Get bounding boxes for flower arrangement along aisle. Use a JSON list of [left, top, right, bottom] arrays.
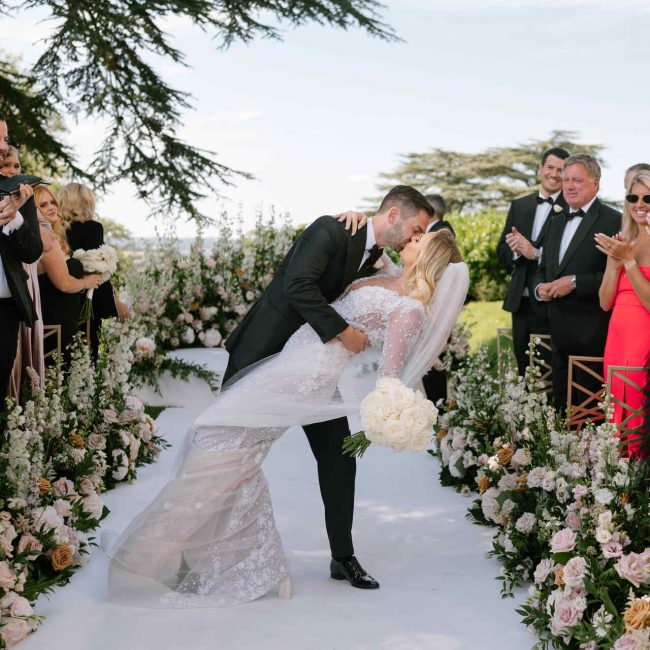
[[0, 327, 171, 647], [125, 210, 299, 352]]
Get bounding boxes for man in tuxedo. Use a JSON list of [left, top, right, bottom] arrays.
[[0, 117, 43, 412], [497, 147, 569, 376], [421, 193, 454, 405], [425, 193, 455, 237], [534, 154, 621, 410], [223, 185, 432, 590]]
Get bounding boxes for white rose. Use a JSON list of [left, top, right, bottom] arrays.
[[515, 512, 536, 534], [550, 528, 577, 553], [563, 556, 588, 587], [596, 528, 613, 544], [53, 499, 72, 518], [511, 448, 531, 468], [181, 327, 196, 345], [0, 618, 30, 646], [0, 561, 16, 589], [594, 488, 614, 505], [527, 466, 546, 488], [112, 449, 129, 481], [534, 558, 556, 584], [83, 493, 104, 520]]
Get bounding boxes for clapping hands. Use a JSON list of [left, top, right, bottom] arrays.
[[594, 232, 634, 266], [505, 227, 536, 260]]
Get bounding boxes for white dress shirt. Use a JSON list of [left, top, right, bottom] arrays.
[[0, 211, 25, 298], [358, 221, 378, 270], [558, 197, 597, 264]]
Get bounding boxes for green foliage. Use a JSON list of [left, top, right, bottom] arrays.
[[458, 300, 510, 357], [3, 1, 395, 226], [447, 209, 509, 301], [376, 130, 605, 213]]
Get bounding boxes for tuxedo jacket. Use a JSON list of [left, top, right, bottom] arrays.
[[225, 217, 376, 373], [497, 191, 567, 316], [533, 198, 621, 354], [67, 220, 118, 320], [427, 220, 456, 237], [0, 189, 43, 326]]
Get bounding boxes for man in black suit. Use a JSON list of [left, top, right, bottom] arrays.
[[534, 154, 621, 410], [223, 185, 432, 589], [425, 193, 455, 237], [497, 147, 569, 376], [0, 117, 43, 411]]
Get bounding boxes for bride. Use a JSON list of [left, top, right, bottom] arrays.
[[108, 229, 469, 608]]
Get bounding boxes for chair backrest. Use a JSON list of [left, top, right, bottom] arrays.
[[496, 327, 515, 379], [606, 364, 649, 441], [43, 324, 62, 373], [528, 333, 553, 396], [79, 319, 91, 343], [567, 355, 605, 431]]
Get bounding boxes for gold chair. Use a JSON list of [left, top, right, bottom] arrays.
[[43, 324, 62, 375], [496, 327, 515, 378], [528, 333, 553, 395], [606, 364, 648, 441], [567, 355, 605, 431], [79, 319, 91, 343]]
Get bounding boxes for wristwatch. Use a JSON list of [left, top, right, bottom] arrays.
[[570, 275, 577, 290]]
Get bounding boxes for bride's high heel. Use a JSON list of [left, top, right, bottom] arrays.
[[277, 575, 292, 599]]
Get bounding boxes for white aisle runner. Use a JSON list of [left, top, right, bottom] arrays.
[[22, 407, 534, 650]]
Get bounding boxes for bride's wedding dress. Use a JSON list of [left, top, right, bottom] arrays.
[[108, 265, 468, 608]]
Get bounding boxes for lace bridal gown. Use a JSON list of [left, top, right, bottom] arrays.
[[108, 264, 469, 609]]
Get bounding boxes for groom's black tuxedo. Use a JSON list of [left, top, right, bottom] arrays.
[[532, 197, 620, 409], [223, 216, 378, 559], [0, 186, 43, 409]]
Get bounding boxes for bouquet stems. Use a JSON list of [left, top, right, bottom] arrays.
[[342, 431, 371, 458], [80, 288, 94, 321]]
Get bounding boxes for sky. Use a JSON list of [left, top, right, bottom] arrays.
[[4, 0, 650, 237]]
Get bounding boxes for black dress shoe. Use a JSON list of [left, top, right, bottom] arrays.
[[330, 556, 380, 589]]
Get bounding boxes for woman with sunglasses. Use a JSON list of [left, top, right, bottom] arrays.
[[596, 171, 650, 458]]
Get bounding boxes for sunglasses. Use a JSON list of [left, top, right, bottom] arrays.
[[625, 194, 650, 204]]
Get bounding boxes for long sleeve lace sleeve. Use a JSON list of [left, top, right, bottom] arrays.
[[378, 302, 425, 379]]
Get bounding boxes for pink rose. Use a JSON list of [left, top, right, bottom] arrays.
[[52, 478, 75, 497], [0, 618, 30, 646], [614, 552, 649, 588], [0, 561, 16, 589], [78, 478, 96, 496], [550, 597, 582, 637], [601, 539, 624, 559], [563, 556, 587, 588], [17, 534, 42, 560], [613, 636, 636, 649], [103, 408, 119, 423], [550, 528, 577, 553], [565, 509, 581, 532], [0, 592, 33, 617]]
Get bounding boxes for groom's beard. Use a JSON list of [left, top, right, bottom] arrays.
[[383, 222, 410, 253]]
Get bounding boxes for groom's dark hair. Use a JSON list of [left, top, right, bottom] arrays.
[[379, 185, 434, 219]]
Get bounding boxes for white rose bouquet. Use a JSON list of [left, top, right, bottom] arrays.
[[343, 377, 438, 458], [72, 245, 118, 320]]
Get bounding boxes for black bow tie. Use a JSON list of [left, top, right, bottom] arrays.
[[366, 244, 383, 266], [536, 195, 554, 205], [565, 209, 584, 221]]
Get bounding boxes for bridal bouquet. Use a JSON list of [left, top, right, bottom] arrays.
[[72, 245, 118, 320], [343, 377, 438, 458]]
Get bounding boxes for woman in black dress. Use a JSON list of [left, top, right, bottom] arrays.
[[34, 186, 102, 364], [58, 182, 129, 356]]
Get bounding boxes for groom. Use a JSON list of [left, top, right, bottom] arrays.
[[222, 185, 432, 589]]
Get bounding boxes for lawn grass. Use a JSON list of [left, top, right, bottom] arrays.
[[459, 300, 511, 356]]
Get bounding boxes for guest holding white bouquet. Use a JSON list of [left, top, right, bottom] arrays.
[[72, 244, 118, 320]]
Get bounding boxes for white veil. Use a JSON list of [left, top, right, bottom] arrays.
[[192, 262, 470, 432]]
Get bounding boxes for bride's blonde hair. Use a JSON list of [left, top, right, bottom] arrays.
[[403, 229, 462, 306]]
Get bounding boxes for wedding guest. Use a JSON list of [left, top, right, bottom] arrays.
[[498, 147, 569, 376], [58, 182, 128, 356], [0, 117, 42, 412], [534, 153, 621, 412], [624, 163, 650, 191], [597, 171, 650, 457], [1, 147, 45, 399], [35, 185, 101, 364], [424, 194, 455, 236]]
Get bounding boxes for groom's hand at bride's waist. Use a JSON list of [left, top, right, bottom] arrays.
[[333, 325, 370, 354]]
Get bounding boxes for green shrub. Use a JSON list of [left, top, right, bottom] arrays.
[[447, 209, 508, 302]]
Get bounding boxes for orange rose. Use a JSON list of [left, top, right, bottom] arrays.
[[624, 597, 650, 631], [38, 477, 51, 494], [620, 493, 630, 506], [478, 475, 491, 495], [51, 545, 73, 571], [516, 473, 528, 491], [69, 434, 85, 449], [437, 428, 447, 441], [497, 446, 515, 466], [448, 399, 457, 410], [554, 568, 565, 586]]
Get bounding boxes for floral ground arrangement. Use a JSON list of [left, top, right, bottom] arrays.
[[433, 350, 650, 650], [0, 324, 169, 647]]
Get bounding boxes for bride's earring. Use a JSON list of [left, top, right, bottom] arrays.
[[277, 575, 292, 599]]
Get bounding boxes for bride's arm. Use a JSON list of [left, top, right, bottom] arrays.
[[378, 304, 425, 378]]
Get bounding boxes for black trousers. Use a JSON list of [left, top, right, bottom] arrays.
[[222, 358, 356, 559], [422, 367, 447, 405], [0, 298, 20, 413], [551, 342, 604, 415], [511, 297, 550, 377]]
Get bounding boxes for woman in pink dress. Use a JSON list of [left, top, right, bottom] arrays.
[[597, 171, 650, 457]]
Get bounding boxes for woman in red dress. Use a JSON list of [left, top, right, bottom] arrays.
[[597, 171, 650, 457]]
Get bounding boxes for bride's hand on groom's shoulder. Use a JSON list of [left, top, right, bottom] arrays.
[[334, 211, 368, 236]]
